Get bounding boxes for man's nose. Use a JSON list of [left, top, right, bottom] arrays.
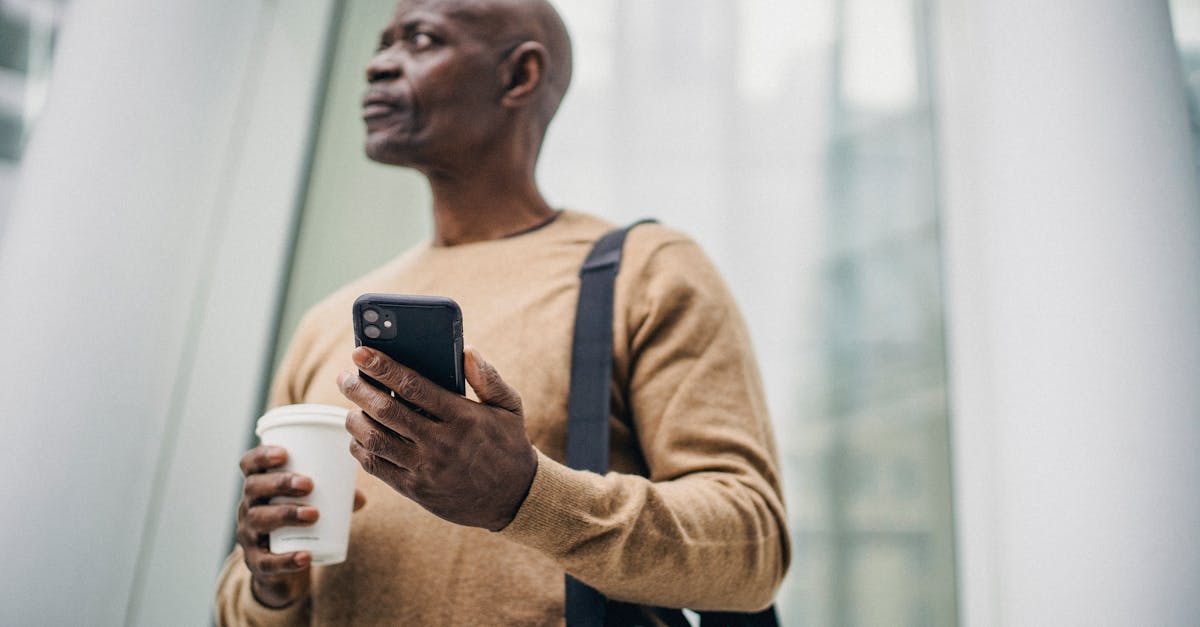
[[366, 52, 402, 84]]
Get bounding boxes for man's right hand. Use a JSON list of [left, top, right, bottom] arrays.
[[235, 445, 365, 608]]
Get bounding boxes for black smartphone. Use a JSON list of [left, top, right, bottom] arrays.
[[352, 294, 465, 395]]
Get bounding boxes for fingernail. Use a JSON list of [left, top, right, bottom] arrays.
[[266, 446, 286, 460], [294, 552, 311, 567], [353, 346, 375, 369], [297, 506, 319, 521], [289, 476, 309, 491]]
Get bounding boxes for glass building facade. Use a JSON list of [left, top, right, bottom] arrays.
[[0, 0, 64, 230], [1171, 0, 1200, 177]]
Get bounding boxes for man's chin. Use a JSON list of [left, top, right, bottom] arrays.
[[364, 140, 418, 167]]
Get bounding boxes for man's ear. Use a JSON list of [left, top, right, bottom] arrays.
[[499, 41, 548, 108]]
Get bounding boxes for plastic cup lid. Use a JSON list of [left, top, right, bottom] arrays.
[[255, 403, 349, 436]]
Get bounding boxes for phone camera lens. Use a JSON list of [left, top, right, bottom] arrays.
[[364, 325, 381, 339], [363, 309, 380, 323]]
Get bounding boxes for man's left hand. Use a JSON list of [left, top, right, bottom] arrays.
[[339, 345, 538, 532]]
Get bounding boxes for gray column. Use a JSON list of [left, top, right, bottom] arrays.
[[0, 1, 336, 624], [936, 0, 1200, 625]]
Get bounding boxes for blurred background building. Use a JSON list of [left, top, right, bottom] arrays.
[[0, 0, 1197, 625], [0, 0, 65, 232]]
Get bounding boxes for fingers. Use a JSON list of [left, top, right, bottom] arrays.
[[247, 549, 312, 577], [349, 438, 409, 485], [339, 371, 390, 419], [464, 345, 522, 414], [345, 408, 420, 468], [239, 445, 288, 476], [243, 472, 312, 502], [349, 347, 460, 419], [341, 386, 428, 444], [236, 500, 318, 559], [243, 503, 320, 533]]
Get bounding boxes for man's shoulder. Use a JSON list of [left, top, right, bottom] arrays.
[[602, 218, 731, 316], [557, 213, 719, 300], [565, 212, 694, 265], [621, 221, 695, 264]]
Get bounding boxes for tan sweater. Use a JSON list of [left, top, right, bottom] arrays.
[[215, 210, 789, 626]]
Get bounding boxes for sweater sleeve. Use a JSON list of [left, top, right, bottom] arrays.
[[499, 239, 790, 612], [213, 313, 319, 626]]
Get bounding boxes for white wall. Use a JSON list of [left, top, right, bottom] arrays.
[[936, 0, 1200, 624], [0, 1, 336, 624]]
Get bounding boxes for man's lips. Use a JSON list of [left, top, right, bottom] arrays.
[[363, 102, 398, 120], [362, 94, 407, 122]]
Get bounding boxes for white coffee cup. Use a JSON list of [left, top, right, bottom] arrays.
[[255, 403, 358, 565]]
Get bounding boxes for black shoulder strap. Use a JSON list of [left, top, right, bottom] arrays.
[[564, 221, 652, 627], [564, 222, 647, 475], [565, 220, 779, 627]]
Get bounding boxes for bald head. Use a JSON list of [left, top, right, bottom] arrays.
[[520, 0, 573, 127], [454, 0, 573, 130]]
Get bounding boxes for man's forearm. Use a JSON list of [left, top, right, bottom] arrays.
[[498, 450, 788, 612]]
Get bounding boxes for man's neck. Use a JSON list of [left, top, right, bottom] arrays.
[[425, 163, 555, 247]]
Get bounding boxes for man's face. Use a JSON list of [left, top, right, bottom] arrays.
[[362, 0, 505, 169]]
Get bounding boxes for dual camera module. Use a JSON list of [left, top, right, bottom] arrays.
[[360, 308, 397, 340]]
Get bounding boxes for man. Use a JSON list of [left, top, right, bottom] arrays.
[[215, 0, 789, 624]]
